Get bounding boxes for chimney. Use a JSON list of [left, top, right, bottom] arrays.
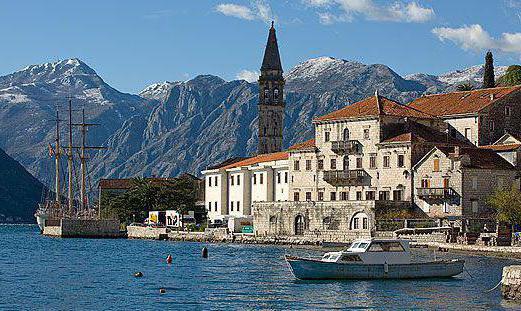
[[453, 146, 460, 157]]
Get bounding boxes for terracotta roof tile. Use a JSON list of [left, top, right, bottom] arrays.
[[479, 143, 521, 152], [380, 121, 471, 146], [221, 151, 288, 170], [288, 139, 316, 151], [314, 95, 435, 122], [438, 147, 514, 170], [408, 86, 521, 117]]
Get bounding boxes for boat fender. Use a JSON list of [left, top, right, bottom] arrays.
[[166, 254, 173, 264], [202, 247, 208, 258], [159, 288, 166, 294], [384, 262, 389, 274], [134, 272, 143, 277]]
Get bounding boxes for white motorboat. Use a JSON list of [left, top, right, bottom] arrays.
[[285, 239, 464, 280]]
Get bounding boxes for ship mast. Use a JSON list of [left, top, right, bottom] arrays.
[[80, 109, 87, 211], [67, 98, 74, 216], [55, 110, 61, 209]]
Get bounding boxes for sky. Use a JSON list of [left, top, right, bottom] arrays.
[[0, 0, 520, 93]]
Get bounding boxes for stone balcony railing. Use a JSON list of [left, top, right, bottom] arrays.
[[323, 169, 368, 186], [416, 187, 456, 200], [330, 140, 362, 155]]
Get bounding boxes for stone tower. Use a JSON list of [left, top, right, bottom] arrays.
[[258, 22, 285, 155]]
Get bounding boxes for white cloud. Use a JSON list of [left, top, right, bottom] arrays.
[[432, 24, 521, 54], [307, 0, 434, 24], [215, 4, 255, 20], [215, 1, 276, 23], [236, 70, 259, 82]]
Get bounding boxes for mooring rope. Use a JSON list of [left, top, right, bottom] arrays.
[[484, 279, 502, 293], [464, 266, 474, 279]]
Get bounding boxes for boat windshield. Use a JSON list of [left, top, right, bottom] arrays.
[[367, 241, 405, 252]]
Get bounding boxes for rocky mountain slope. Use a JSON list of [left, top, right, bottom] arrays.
[[0, 57, 506, 185], [0, 147, 45, 222]]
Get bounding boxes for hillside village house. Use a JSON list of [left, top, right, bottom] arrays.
[[202, 23, 520, 242]]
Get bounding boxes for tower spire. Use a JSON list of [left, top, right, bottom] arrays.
[[261, 21, 282, 72]]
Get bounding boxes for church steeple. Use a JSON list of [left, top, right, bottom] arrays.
[[258, 22, 285, 155]]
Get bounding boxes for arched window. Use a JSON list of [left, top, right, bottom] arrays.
[[295, 215, 305, 235], [350, 212, 369, 230], [264, 88, 270, 102], [274, 88, 279, 100], [343, 128, 350, 141]]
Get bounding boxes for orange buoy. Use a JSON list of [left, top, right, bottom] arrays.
[[166, 254, 173, 264]]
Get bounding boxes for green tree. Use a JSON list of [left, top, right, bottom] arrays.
[[497, 65, 521, 87], [483, 51, 495, 88], [487, 187, 521, 224], [457, 82, 474, 91]]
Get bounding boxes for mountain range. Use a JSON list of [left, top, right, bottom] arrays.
[[0, 56, 508, 194]]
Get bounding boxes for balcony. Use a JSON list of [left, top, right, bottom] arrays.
[[416, 187, 456, 200], [323, 169, 368, 186], [331, 140, 362, 155]]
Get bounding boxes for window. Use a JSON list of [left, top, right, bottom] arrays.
[[214, 202, 218, 212], [330, 192, 336, 201], [305, 192, 312, 201], [364, 129, 370, 139], [230, 201, 234, 212], [368, 241, 405, 252], [325, 131, 330, 142], [443, 178, 450, 188], [379, 191, 390, 201], [356, 191, 362, 200], [489, 120, 495, 131], [294, 160, 300, 171], [505, 106, 512, 117], [294, 192, 300, 201], [208, 177, 212, 187], [330, 159, 337, 170], [362, 217, 368, 230], [343, 128, 350, 141], [237, 175, 241, 185], [277, 172, 281, 184], [208, 202, 211, 211], [259, 173, 263, 184], [215, 176, 218, 187], [383, 156, 390, 168], [318, 192, 324, 201], [237, 201, 240, 211], [273, 88, 279, 100], [421, 179, 431, 188], [353, 218, 359, 229], [284, 172, 288, 183], [471, 200, 478, 213], [318, 159, 324, 170], [306, 160, 312, 171], [356, 157, 363, 169], [398, 155, 405, 168], [433, 158, 440, 172], [264, 88, 269, 101], [369, 154, 377, 169], [231, 176, 234, 186], [472, 176, 478, 190], [253, 174, 257, 185], [366, 191, 375, 200], [341, 191, 348, 200], [464, 128, 472, 140], [393, 190, 403, 201]]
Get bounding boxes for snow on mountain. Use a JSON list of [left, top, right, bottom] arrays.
[[437, 65, 508, 85], [139, 81, 180, 101]]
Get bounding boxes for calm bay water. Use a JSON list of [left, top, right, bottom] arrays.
[[1, 225, 520, 310]]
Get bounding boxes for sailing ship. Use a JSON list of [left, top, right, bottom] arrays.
[[35, 99, 103, 232]]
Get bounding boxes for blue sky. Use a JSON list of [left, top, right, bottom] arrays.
[[0, 0, 520, 93]]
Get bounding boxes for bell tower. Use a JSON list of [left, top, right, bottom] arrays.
[[258, 21, 285, 155]]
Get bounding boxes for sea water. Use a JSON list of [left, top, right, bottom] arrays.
[[0, 225, 519, 310]]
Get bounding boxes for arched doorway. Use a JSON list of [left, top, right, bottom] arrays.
[[294, 215, 305, 235], [350, 212, 369, 230], [343, 128, 350, 141]]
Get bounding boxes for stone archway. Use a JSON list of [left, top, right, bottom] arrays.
[[294, 215, 305, 236]]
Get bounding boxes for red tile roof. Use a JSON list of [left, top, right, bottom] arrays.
[[380, 121, 471, 146], [479, 143, 521, 152], [288, 139, 316, 151], [314, 95, 435, 122], [220, 151, 289, 170], [408, 86, 521, 117], [438, 147, 514, 170]]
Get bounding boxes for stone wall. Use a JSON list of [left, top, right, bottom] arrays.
[[127, 226, 167, 239], [252, 201, 375, 243], [502, 265, 521, 300], [60, 219, 121, 238], [42, 226, 61, 237]]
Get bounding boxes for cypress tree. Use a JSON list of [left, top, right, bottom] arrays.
[[483, 51, 495, 88]]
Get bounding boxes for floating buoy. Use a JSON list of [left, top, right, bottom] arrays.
[[202, 246, 208, 258], [166, 254, 173, 264], [159, 288, 166, 294], [134, 272, 143, 277]]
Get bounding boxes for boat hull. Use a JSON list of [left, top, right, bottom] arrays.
[[286, 256, 464, 280]]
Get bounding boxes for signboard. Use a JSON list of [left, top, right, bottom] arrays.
[[242, 225, 254, 233], [166, 210, 182, 228]]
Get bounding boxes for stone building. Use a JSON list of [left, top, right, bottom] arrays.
[[413, 146, 517, 218], [258, 22, 285, 155], [409, 86, 521, 146], [480, 133, 521, 168]]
